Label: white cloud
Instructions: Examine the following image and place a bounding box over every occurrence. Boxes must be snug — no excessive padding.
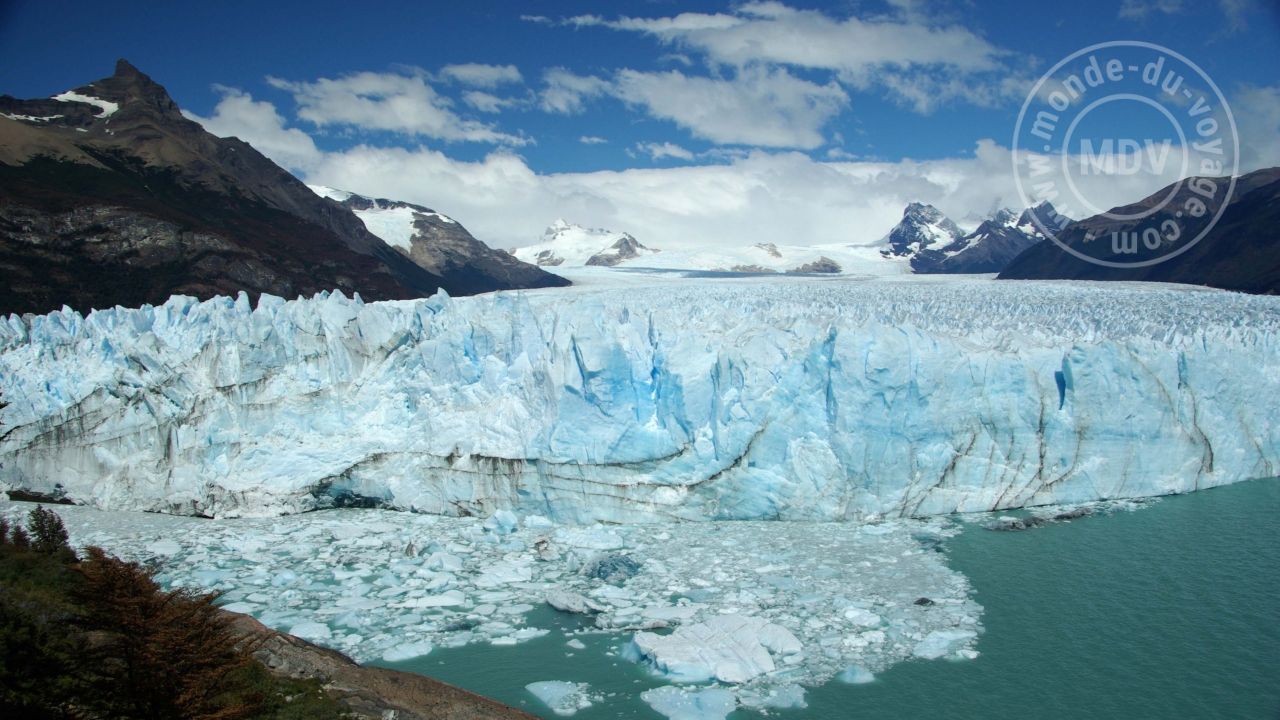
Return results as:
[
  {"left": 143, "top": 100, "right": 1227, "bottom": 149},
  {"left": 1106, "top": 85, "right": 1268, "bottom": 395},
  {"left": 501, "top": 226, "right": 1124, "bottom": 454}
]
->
[
  {"left": 462, "top": 90, "right": 521, "bottom": 114},
  {"left": 1118, "top": 0, "right": 1184, "bottom": 20},
  {"left": 1233, "top": 84, "right": 1280, "bottom": 172},
  {"left": 267, "top": 71, "right": 528, "bottom": 145},
  {"left": 439, "top": 63, "right": 523, "bottom": 88},
  {"left": 613, "top": 66, "right": 849, "bottom": 149},
  {"left": 569, "top": 3, "right": 1006, "bottom": 75},
  {"left": 539, "top": 68, "right": 612, "bottom": 114},
  {"left": 540, "top": 65, "right": 849, "bottom": 149},
  {"left": 578, "top": 135, "right": 608, "bottom": 144},
  {"left": 557, "top": 3, "right": 1026, "bottom": 117},
  {"left": 182, "top": 86, "right": 321, "bottom": 172},
  {"left": 187, "top": 92, "right": 1235, "bottom": 256},
  {"left": 634, "top": 141, "right": 695, "bottom": 161}
]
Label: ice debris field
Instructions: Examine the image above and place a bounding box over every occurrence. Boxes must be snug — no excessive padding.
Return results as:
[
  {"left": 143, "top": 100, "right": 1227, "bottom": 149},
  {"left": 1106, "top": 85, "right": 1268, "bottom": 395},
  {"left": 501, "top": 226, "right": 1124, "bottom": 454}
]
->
[
  {"left": 2, "top": 278, "right": 1279, "bottom": 520},
  {"left": 0, "top": 500, "right": 979, "bottom": 716}
]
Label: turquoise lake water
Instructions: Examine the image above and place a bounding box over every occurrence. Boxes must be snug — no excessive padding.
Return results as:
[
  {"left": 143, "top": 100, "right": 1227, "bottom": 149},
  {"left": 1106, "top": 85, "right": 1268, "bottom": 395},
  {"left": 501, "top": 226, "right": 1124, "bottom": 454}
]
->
[{"left": 384, "top": 478, "right": 1280, "bottom": 719}]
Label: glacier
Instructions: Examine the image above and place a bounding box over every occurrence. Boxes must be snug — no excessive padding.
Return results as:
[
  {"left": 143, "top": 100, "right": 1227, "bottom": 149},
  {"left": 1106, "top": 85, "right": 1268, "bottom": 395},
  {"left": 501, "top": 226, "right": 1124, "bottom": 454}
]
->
[{"left": 1, "top": 277, "right": 1278, "bottom": 520}]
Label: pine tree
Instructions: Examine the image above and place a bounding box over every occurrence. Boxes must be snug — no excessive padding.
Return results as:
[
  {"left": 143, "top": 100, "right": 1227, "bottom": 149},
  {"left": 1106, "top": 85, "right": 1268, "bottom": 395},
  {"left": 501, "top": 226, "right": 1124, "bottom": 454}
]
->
[
  {"left": 74, "top": 547, "right": 263, "bottom": 720},
  {"left": 0, "top": 517, "right": 9, "bottom": 545},
  {"left": 10, "top": 525, "right": 30, "bottom": 549},
  {"left": 28, "top": 505, "right": 74, "bottom": 560}
]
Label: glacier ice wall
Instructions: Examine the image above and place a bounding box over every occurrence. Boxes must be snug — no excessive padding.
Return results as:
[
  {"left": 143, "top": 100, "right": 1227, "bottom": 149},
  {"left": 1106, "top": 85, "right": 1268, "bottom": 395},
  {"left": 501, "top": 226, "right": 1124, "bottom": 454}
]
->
[{"left": 1, "top": 279, "right": 1277, "bottom": 520}]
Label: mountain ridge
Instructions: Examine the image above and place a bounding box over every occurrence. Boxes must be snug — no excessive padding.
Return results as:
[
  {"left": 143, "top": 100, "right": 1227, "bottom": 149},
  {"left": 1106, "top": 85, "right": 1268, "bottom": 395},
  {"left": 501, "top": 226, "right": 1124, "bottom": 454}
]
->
[
  {"left": 0, "top": 60, "right": 562, "bottom": 316},
  {"left": 999, "top": 167, "right": 1280, "bottom": 293}
]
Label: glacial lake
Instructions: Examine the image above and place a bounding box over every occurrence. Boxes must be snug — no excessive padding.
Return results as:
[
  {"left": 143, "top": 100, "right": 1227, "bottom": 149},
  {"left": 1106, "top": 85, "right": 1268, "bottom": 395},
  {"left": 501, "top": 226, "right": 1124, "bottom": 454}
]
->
[{"left": 383, "top": 478, "right": 1280, "bottom": 719}]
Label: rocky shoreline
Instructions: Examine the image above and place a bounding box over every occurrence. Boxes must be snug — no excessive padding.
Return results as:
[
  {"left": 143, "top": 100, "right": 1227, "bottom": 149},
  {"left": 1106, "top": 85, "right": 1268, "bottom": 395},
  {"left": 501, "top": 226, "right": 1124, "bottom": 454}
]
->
[{"left": 225, "top": 611, "right": 537, "bottom": 720}]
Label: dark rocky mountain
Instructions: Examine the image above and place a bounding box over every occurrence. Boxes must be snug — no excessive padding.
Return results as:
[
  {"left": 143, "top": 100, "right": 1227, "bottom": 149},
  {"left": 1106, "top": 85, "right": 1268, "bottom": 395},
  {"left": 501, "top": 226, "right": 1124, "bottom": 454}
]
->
[
  {"left": 585, "top": 234, "right": 652, "bottom": 267},
  {"left": 999, "top": 168, "right": 1280, "bottom": 294},
  {"left": 311, "top": 187, "right": 568, "bottom": 290},
  {"left": 0, "top": 60, "right": 563, "bottom": 316}
]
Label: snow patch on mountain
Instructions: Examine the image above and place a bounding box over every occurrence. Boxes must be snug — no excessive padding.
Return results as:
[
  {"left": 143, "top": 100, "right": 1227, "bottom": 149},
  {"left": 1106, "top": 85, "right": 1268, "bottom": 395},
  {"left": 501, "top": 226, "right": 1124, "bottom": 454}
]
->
[{"left": 52, "top": 90, "right": 118, "bottom": 118}]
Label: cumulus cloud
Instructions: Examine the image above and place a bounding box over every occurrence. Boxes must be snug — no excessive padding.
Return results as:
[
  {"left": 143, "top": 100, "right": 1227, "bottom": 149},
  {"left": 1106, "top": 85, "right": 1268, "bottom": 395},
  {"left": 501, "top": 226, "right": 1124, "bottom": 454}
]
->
[
  {"left": 578, "top": 135, "right": 608, "bottom": 144},
  {"left": 267, "top": 71, "right": 528, "bottom": 145},
  {"left": 182, "top": 86, "right": 321, "bottom": 172},
  {"left": 1118, "top": 0, "right": 1184, "bottom": 20},
  {"left": 1233, "top": 84, "right": 1280, "bottom": 172},
  {"left": 556, "top": 3, "right": 1030, "bottom": 119},
  {"left": 461, "top": 90, "right": 521, "bottom": 114},
  {"left": 568, "top": 3, "right": 1007, "bottom": 75},
  {"left": 539, "top": 68, "right": 612, "bottom": 114},
  {"left": 539, "top": 65, "right": 848, "bottom": 149},
  {"left": 439, "top": 63, "right": 523, "bottom": 87},
  {"left": 634, "top": 141, "right": 695, "bottom": 161},
  {"left": 614, "top": 67, "right": 849, "bottom": 148},
  {"left": 187, "top": 90, "right": 1262, "bottom": 255}
]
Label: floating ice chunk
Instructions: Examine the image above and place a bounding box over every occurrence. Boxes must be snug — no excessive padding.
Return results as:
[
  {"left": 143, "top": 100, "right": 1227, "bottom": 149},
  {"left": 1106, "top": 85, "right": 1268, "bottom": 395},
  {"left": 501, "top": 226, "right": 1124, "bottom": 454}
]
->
[
  {"left": 288, "top": 621, "right": 331, "bottom": 643},
  {"left": 546, "top": 590, "right": 605, "bottom": 615},
  {"left": 630, "top": 614, "right": 802, "bottom": 683},
  {"left": 843, "top": 607, "right": 882, "bottom": 627},
  {"left": 220, "top": 601, "right": 258, "bottom": 614},
  {"left": 475, "top": 560, "right": 532, "bottom": 587},
  {"left": 484, "top": 510, "right": 519, "bottom": 535},
  {"left": 425, "top": 551, "right": 463, "bottom": 572},
  {"left": 523, "top": 514, "right": 555, "bottom": 529},
  {"left": 398, "top": 589, "right": 467, "bottom": 608},
  {"left": 555, "top": 526, "right": 625, "bottom": 550},
  {"left": 566, "top": 638, "right": 586, "bottom": 650},
  {"left": 739, "top": 683, "right": 807, "bottom": 710},
  {"left": 580, "top": 553, "right": 641, "bottom": 584},
  {"left": 146, "top": 538, "right": 181, "bottom": 556},
  {"left": 912, "top": 629, "right": 978, "bottom": 660},
  {"left": 837, "top": 665, "right": 876, "bottom": 684},
  {"left": 642, "top": 604, "right": 703, "bottom": 622},
  {"left": 382, "top": 640, "right": 434, "bottom": 662},
  {"left": 525, "top": 681, "right": 594, "bottom": 716},
  {"left": 640, "top": 686, "right": 737, "bottom": 720}
]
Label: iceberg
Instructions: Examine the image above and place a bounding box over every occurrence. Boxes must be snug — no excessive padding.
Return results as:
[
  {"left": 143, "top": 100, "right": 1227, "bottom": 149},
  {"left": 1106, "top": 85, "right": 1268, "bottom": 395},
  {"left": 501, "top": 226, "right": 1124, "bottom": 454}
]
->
[
  {"left": 640, "top": 686, "right": 738, "bottom": 720},
  {"left": 1, "top": 278, "right": 1277, "bottom": 520},
  {"left": 629, "top": 614, "right": 804, "bottom": 683},
  {"left": 525, "top": 681, "right": 595, "bottom": 716}
]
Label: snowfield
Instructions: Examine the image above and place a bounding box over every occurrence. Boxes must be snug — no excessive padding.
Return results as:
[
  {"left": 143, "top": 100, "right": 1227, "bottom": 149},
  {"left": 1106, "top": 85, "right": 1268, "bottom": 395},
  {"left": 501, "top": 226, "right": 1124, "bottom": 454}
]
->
[{"left": 1, "top": 277, "right": 1278, "bottom": 520}]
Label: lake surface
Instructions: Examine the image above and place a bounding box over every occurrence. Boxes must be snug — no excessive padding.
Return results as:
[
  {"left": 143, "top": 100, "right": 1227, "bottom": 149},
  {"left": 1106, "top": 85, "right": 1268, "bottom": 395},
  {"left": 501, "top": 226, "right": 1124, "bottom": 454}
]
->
[{"left": 386, "top": 478, "right": 1280, "bottom": 719}]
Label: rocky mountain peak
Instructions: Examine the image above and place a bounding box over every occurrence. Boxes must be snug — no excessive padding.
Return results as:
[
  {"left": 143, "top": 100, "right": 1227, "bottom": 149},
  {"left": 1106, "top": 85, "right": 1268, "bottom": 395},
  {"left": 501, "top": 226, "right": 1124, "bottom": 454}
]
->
[{"left": 882, "top": 202, "right": 963, "bottom": 257}]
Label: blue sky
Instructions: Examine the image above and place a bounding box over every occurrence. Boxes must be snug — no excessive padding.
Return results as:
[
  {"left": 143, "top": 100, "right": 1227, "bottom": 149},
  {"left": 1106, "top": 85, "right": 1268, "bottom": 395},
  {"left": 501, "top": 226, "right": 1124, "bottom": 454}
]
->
[{"left": 1, "top": 1, "right": 1277, "bottom": 248}]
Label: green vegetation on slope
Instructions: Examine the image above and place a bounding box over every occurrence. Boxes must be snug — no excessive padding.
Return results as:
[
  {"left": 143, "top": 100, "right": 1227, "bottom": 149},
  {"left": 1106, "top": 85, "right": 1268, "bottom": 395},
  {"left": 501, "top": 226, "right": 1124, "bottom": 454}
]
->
[{"left": 0, "top": 505, "right": 349, "bottom": 719}]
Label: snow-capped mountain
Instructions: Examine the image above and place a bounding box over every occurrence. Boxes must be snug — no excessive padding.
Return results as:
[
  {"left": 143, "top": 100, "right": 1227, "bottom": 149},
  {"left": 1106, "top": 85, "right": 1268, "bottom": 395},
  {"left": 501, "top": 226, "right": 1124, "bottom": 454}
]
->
[
  {"left": 310, "top": 186, "right": 567, "bottom": 292},
  {"left": 880, "top": 203, "right": 965, "bottom": 258},
  {"left": 516, "top": 222, "right": 905, "bottom": 276},
  {"left": 513, "top": 220, "right": 658, "bottom": 268},
  {"left": 2, "top": 279, "right": 1276, "bottom": 519},
  {"left": 883, "top": 201, "right": 1070, "bottom": 274}
]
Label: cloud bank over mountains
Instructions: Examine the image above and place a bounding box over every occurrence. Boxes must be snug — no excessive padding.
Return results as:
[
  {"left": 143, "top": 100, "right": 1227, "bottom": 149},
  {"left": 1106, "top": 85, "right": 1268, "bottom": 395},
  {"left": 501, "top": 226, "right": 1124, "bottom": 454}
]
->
[{"left": 183, "top": 1, "right": 1280, "bottom": 251}]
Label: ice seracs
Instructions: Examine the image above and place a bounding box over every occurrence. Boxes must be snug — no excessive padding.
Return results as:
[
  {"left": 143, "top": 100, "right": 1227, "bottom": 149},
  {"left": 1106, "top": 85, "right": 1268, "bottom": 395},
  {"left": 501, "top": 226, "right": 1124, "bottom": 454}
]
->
[{"left": 1, "top": 278, "right": 1278, "bottom": 520}]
